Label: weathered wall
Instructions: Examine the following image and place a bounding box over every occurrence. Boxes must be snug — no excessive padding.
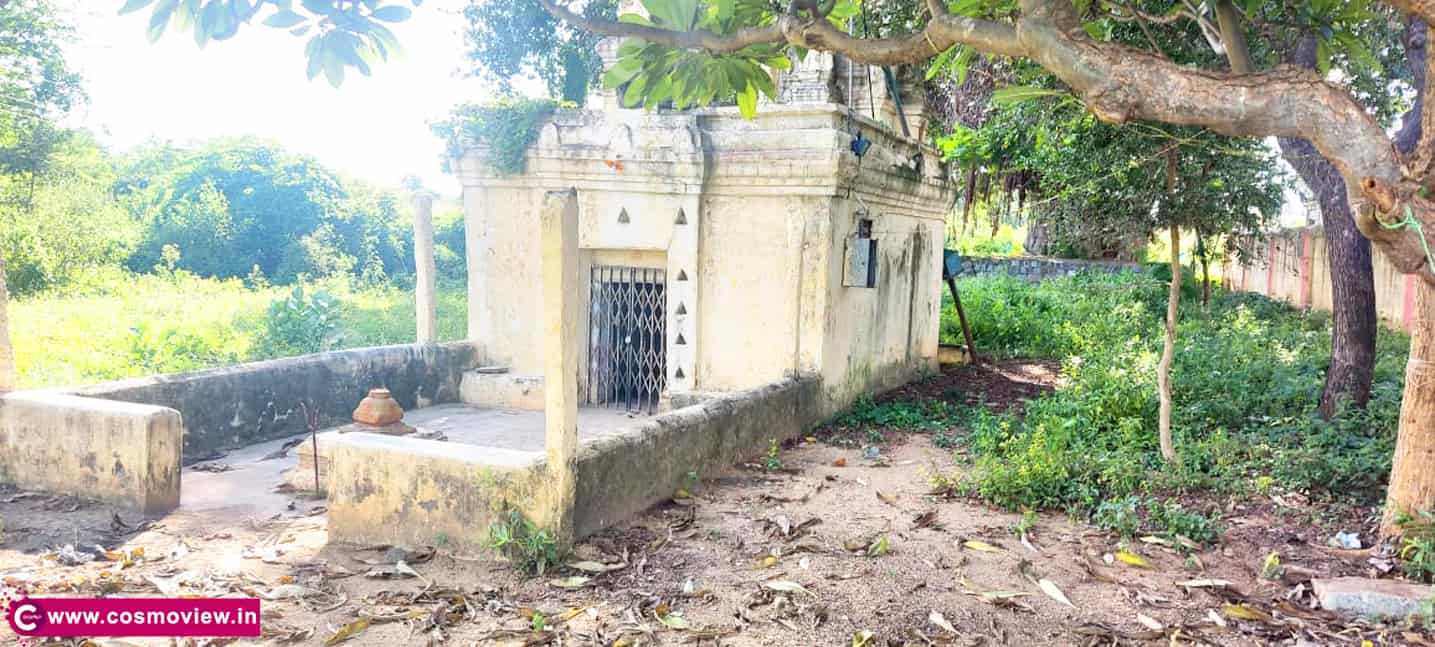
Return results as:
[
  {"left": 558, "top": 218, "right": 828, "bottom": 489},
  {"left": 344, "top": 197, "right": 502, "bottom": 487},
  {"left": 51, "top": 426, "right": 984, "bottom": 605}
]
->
[
  {"left": 694, "top": 193, "right": 813, "bottom": 391},
  {"left": 70, "top": 341, "right": 483, "bottom": 461},
  {"left": 1224, "top": 228, "right": 1413, "bottom": 332},
  {"left": 953, "top": 255, "right": 1147, "bottom": 281},
  {"left": 817, "top": 205, "right": 944, "bottom": 412},
  {"left": 454, "top": 104, "right": 949, "bottom": 414},
  {"left": 326, "top": 375, "right": 822, "bottom": 548},
  {"left": 575, "top": 375, "right": 821, "bottom": 536},
  {"left": 326, "top": 433, "right": 545, "bottom": 549},
  {"left": 0, "top": 392, "right": 181, "bottom": 513}
]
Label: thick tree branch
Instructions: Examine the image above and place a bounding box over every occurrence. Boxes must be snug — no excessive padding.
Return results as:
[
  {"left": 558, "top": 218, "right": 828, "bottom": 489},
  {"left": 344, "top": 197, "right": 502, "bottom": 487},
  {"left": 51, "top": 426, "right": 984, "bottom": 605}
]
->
[
  {"left": 536, "top": 0, "right": 1024, "bottom": 62},
  {"left": 1384, "top": 0, "right": 1435, "bottom": 33}
]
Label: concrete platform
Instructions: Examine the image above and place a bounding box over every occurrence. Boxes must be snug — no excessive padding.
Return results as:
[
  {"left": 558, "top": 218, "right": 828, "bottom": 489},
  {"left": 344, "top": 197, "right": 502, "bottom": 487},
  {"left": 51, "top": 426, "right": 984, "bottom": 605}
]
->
[
  {"left": 287, "top": 404, "right": 650, "bottom": 491},
  {"left": 400, "top": 404, "right": 644, "bottom": 453}
]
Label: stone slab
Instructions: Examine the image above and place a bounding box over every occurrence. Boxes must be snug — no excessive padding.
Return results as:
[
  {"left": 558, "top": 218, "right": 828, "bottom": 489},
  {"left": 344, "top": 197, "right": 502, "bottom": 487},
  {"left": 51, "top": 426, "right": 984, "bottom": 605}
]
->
[
  {"left": 461, "top": 371, "right": 544, "bottom": 411},
  {"left": 0, "top": 392, "right": 181, "bottom": 514},
  {"left": 1313, "top": 577, "right": 1435, "bottom": 620}
]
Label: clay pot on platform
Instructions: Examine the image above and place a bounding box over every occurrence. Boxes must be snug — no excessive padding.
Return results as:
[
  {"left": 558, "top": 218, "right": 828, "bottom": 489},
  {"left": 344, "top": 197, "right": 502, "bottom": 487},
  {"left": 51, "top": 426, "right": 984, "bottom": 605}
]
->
[{"left": 353, "top": 388, "right": 404, "bottom": 426}]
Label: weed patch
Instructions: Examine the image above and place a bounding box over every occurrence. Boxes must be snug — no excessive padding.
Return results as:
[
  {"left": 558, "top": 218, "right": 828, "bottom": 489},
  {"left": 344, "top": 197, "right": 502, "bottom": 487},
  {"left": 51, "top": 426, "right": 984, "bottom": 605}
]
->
[{"left": 930, "top": 273, "right": 1406, "bottom": 521}]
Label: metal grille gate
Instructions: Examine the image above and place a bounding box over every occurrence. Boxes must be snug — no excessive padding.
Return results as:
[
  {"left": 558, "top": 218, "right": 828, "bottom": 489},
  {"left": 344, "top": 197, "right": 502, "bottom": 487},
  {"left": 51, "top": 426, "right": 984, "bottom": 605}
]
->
[{"left": 588, "top": 266, "right": 666, "bottom": 413}]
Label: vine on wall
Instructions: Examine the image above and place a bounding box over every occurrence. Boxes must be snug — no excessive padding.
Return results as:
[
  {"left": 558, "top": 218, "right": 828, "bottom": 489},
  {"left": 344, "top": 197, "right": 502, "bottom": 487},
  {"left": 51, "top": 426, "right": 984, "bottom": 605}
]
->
[{"left": 433, "top": 99, "right": 571, "bottom": 176}]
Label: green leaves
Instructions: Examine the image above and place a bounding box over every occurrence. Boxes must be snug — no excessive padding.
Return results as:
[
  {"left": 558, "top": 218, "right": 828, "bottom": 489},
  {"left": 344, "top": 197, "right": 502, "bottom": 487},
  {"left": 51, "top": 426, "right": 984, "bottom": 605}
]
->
[
  {"left": 119, "top": 0, "right": 156, "bottom": 15},
  {"left": 131, "top": 0, "right": 418, "bottom": 85},
  {"left": 602, "top": 31, "right": 783, "bottom": 118},
  {"left": 990, "top": 86, "right": 1067, "bottom": 106},
  {"left": 370, "top": 5, "right": 411, "bottom": 22},
  {"left": 263, "top": 9, "right": 306, "bottom": 28}
]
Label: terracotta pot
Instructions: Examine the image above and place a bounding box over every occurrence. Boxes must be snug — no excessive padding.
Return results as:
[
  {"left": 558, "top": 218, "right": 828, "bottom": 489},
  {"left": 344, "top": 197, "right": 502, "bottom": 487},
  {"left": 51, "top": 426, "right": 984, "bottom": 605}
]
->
[{"left": 353, "top": 388, "right": 404, "bottom": 426}]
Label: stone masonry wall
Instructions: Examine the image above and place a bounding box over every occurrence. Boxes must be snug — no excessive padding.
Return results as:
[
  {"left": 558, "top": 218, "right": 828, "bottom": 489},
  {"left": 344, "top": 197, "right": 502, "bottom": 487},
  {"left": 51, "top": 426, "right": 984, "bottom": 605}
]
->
[
  {"left": 69, "top": 341, "right": 484, "bottom": 462},
  {"left": 955, "top": 255, "right": 1146, "bottom": 281}
]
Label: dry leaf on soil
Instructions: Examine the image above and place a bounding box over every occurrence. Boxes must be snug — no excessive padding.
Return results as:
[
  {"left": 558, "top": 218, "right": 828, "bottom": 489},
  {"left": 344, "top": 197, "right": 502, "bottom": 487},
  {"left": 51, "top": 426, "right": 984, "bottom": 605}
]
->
[
  {"left": 764, "top": 580, "right": 816, "bottom": 597},
  {"left": 1136, "top": 613, "right": 1164, "bottom": 631},
  {"left": 928, "top": 611, "right": 957, "bottom": 634},
  {"left": 1114, "top": 551, "right": 1153, "bottom": 568},
  {"left": 323, "top": 618, "right": 370, "bottom": 647},
  {"left": 962, "top": 540, "right": 1004, "bottom": 553},
  {"left": 1038, "top": 578, "right": 1076, "bottom": 609}
]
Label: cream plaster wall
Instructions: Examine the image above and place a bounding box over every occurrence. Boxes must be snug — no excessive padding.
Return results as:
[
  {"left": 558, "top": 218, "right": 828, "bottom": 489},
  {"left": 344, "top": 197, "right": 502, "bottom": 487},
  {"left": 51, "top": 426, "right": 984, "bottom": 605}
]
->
[
  {"left": 816, "top": 205, "right": 943, "bottom": 411},
  {"left": 455, "top": 104, "right": 950, "bottom": 413}
]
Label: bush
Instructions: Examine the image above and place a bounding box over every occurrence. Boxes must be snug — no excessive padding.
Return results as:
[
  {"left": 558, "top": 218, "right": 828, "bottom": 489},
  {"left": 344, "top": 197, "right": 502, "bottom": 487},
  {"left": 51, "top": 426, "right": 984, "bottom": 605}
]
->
[
  {"left": 941, "top": 273, "right": 1407, "bottom": 518},
  {"left": 126, "top": 322, "right": 236, "bottom": 375},
  {"left": 253, "top": 286, "right": 342, "bottom": 358}
]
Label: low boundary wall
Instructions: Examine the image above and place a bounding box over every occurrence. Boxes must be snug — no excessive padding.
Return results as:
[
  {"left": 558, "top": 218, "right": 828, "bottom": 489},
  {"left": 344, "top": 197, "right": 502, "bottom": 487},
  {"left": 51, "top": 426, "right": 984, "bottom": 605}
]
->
[
  {"left": 954, "top": 255, "right": 1146, "bottom": 281},
  {"left": 326, "top": 374, "right": 822, "bottom": 548},
  {"left": 1224, "top": 228, "right": 1413, "bottom": 333},
  {"left": 0, "top": 392, "right": 181, "bottom": 513},
  {"left": 69, "top": 341, "right": 484, "bottom": 461}
]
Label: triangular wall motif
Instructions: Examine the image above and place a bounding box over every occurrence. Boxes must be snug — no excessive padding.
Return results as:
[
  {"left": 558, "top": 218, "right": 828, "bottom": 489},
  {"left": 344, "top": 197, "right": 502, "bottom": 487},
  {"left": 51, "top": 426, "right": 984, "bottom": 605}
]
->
[
  {"left": 675, "top": 209, "right": 688, "bottom": 225},
  {"left": 617, "top": 208, "right": 630, "bottom": 224},
  {"left": 675, "top": 333, "right": 687, "bottom": 345},
  {"left": 676, "top": 270, "right": 688, "bottom": 281},
  {"left": 674, "top": 367, "right": 686, "bottom": 379},
  {"left": 675, "top": 303, "right": 687, "bottom": 315}
]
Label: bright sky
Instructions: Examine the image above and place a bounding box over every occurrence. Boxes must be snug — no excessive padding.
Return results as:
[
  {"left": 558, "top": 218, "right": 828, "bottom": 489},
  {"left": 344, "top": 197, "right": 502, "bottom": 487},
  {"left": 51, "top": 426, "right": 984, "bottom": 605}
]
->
[{"left": 54, "top": 0, "right": 499, "bottom": 196}]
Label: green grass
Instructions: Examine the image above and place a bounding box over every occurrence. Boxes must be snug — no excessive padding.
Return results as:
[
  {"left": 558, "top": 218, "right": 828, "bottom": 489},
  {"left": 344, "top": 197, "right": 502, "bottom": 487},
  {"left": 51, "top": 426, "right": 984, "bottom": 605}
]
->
[
  {"left": 931, "top": 271, "right": 1408, "bottom": 527},
  {"left": 9, "top": 268, "right": 466, "bottom": 389}
]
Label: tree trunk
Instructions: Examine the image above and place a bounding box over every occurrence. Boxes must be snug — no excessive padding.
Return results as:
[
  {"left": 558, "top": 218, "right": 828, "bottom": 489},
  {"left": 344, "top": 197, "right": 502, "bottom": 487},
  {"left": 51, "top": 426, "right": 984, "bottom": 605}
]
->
[
  {"left": 1198, "top": 234, "right": 1210, "bottom": 307},
  {"left": 1158, "top": 225, "right": 1180, "bottom": 463},
  {"left": 1381, "top": 20, "right": 1435, "bottom": 536},
  {"left": 0, "top": 255, "right": 14, "bottom": 392},
  {"left": 1277, "top": 35, "right": 1378, "bottom": 418},
  {"left": 1382, "top": 282, "right": 1435, "bottom": 536}
]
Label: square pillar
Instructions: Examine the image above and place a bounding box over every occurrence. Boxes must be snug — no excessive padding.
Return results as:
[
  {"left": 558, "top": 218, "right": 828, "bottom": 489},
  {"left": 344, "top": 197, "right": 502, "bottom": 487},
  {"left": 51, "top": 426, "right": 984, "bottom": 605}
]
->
[
  {"left": 412, "top": 191, "right": 437, "bottom": 344},
  {"left": 540, "top": 188, "right": 581, "bottom": 547}
]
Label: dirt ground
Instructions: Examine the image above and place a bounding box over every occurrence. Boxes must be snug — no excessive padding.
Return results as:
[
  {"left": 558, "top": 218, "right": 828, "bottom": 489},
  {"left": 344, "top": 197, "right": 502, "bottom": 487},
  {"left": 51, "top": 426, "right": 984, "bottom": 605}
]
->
[{"left": 0, "top": 361, "right": 1430, "bottom": 646}]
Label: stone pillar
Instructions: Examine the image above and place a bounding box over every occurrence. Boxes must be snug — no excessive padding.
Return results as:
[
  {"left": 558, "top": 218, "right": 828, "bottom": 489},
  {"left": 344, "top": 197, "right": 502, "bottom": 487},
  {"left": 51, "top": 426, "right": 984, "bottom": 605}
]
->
[
  {"left": 0, "top": 255, "right": 13, "bottom": 392},
  {"left": 412, "top": 191, "right": 437, "bottom": 344},
  {"left": 666, "top": 198, "right": 700, "bottom": 394},
  {"left": 540, "top": 189, "right": 580, "bottom": 547},
  {"left": 463, "top": 185, "right": 490, "bottom": 344}
]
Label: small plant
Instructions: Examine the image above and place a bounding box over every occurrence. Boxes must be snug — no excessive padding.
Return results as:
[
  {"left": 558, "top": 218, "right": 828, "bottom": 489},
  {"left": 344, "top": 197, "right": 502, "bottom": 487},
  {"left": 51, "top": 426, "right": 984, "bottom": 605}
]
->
[
  {"left": 1147, "top": 500, "right": 1221, "bottom": 547},
  {"left": 487, "top": 509, "right": 560, "bottom": 575},
  {"left": 126, "top": 322, "right": 232, "bottom": 375},
  {"left": 1010, "top": 509, "right": 1038, "bottom": 537},
  {"left": 530, "top": 611, "right": 547, "bottom": 633},
  {"left": 1397, "top": 510, "right": 1435, "bottom": 583},
  {"left": 254, "top": 285, "right": 342, "bottom": 358},
  {"left": 763, "top": 439, "right": 783, "bottom": 471},
  {"left": 1093, "top": 496, "right": 1141, "bottom": 539},
  {"left": 1260, "top": 551, "right": 1284, "bottom": 580}
]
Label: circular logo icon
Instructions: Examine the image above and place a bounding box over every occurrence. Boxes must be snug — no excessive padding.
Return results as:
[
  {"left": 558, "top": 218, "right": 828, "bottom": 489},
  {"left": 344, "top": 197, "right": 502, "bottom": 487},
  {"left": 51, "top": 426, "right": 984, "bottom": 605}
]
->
[{"left": 8, "top": 600, "right": 42, "bottom": 634}]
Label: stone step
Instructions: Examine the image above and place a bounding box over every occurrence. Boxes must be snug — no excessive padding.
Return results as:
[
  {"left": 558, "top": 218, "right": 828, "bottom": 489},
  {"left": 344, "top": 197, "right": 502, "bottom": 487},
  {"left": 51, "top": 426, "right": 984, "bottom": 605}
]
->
[{"left": 460, "top": 368, "right": 544, "bottom": 411}]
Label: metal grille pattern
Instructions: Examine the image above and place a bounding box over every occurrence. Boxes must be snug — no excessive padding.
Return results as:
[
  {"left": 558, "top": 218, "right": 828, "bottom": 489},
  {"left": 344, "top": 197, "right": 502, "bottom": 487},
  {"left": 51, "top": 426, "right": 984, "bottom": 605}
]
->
[{"left": 589, "top": 266, "right": 666, "bottom": 413}]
